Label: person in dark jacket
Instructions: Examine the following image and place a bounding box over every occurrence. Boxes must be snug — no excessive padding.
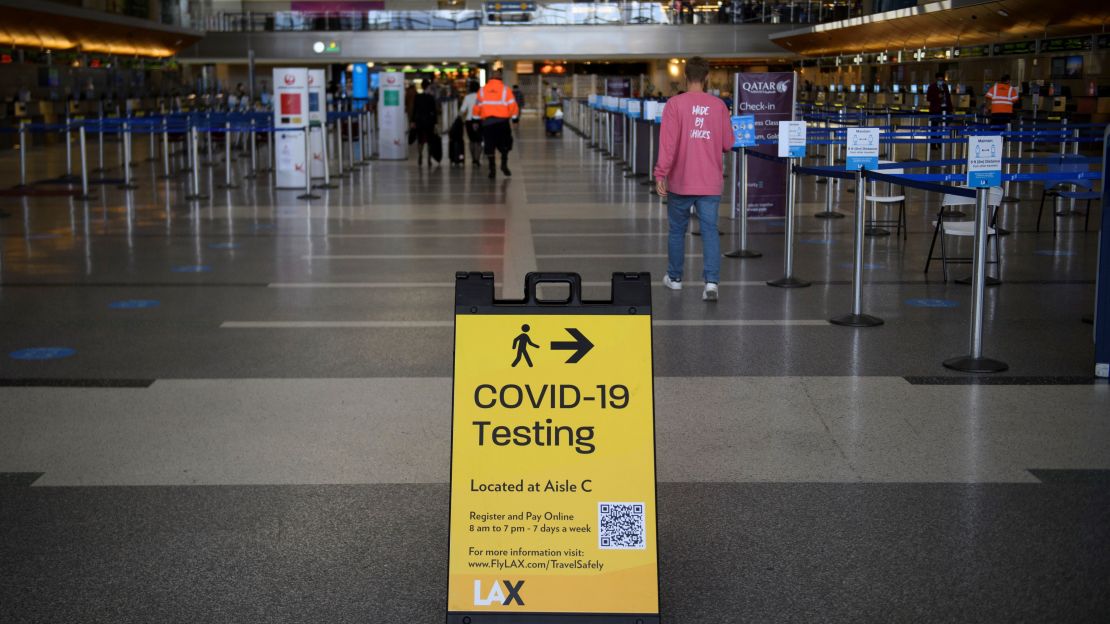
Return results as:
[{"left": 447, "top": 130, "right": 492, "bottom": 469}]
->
[
  {"left": 411, "top": 79, "right": 439, "bottom": 166},
  {"left": 926, "top": 72, "right": 953, "bottom": 149}
]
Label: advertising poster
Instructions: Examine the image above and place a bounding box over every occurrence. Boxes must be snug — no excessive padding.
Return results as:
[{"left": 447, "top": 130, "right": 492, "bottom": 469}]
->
[
  {"left": 734, "top": 72, "right": 795, "bottom": 218},
  {"left": 377, "top": 72, "right": 407, "bottom": 160},
  {"left": 272, "top": 67, "right": 308, "bottom": 189},
  {"left": 447, "top": 273, "right": 660, "bottom": 623}
]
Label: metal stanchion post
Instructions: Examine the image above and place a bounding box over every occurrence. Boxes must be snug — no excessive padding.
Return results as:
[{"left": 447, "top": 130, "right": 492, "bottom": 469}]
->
[
  {"left": 831, "top": 168, "right": 882, "bottom": 326},
  {"left": 77, "top": 126, "right": 95, "bottom": 201},
  {"left": 334, "top": 118, "right": 346, "bottom": 177},
  {"left": 346, "top": 114, "right": 355, "bottom": 172},
  {"left": 205, "top": 113, "right": 215, "bottom": 166},
  {"left": 159, "top": 117, "right": 171, "bottom": 180},
  {"left": 185, "top": 127, "right": 208, "bottom": 201},
  {"left": 767, "top": 163, "right": 810, "bottom": 288},
  {"left": 218, "top": 121, "right": 238, "bottom": 189},
  {"left": 297, "top": 129, "right": 321, "bottom": 200},
  {"left": 944, "top": 188, "right": 1008, "bottom": 372},
  {"left": 16, "top": 121, "right": 28, "bottom": 188},
  {"left": 624, "top": 117, "right": 639, "bottom": 178},
  {"left": 95, "top": 115, "right": 106, "bottom": 173},
  {"left": 725, "top": 148, "right": 761, "bottom": 258},
  {"left": 1000, "top": 121, "right": 1018, "bottom": 206},
  {"left": 148, "top": 120, "right": 157, "bottom": 162},
  {"left": 64, "top": 116, "right": 74, "bottom": 178},
  {"left": 314, "top": 123, "right": 337, "bottom": 189},
  {"left": 244, "top": 118, "right": 258, "bottom": 179},
  {"left": 117, "top": 122, "right": 138, "bottom": 190}
]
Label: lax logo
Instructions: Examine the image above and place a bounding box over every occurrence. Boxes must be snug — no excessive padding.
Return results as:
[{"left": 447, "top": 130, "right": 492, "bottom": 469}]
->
[{"left": 474, "top": 580, "right": 525, "bottom": 606}]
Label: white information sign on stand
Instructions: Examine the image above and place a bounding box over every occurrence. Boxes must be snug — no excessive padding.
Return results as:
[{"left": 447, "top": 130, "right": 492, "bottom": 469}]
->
[
  {"left": 377, "top": 72, "right": 408, "bottom": 160},
  {"left": 272, "top": 67, "right": 308, "bottom": 189},
  {"left": 845, "top": 127, "right": 880, "bottom": 170},
  {"left": 777, "top": 120, "right": 807, "bottom": 158},
  {"left": 307, "top": 69, "right": 326, "bottom": 178},
  {"left": 967, "top": 135, "right": 1003, "bottom": 188}
]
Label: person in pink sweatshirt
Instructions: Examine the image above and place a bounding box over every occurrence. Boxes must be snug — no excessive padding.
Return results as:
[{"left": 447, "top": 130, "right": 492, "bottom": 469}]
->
[{"left": 653, "top": 56, "right": 734, "bottom": 301}]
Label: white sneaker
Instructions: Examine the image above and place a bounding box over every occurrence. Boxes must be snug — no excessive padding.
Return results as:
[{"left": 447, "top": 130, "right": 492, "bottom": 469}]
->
[
  {"left": 662, "top": 275, "right": 682, "bottom": 290},
  {"left": 702, "top": 283, "right": 719, "bottom": 301}
]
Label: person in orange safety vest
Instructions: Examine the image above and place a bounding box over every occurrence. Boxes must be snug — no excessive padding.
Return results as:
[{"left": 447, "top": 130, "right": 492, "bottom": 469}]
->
[
  {"left": 985, "top": 75, "right": 1019, "bottom": 126},
  {"left": 472, "top": 70, "right": 520, "bottom": 179}
]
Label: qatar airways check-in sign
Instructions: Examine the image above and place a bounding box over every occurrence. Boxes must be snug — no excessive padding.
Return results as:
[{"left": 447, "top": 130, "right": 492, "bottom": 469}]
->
[{"left": 734, "top": 72, "right": 796, "bottom": 219}]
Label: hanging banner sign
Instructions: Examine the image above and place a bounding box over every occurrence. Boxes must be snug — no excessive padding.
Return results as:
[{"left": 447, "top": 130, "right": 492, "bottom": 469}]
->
[
  {"left": 731, "top": 114, "right": 755, "bottom": 148},
  {"left": 777, "top": 120, "right": 806, "bottom": 158},
  {"left": 967, "top": 135, "right": 1003, "bottom": 188},
  {"left": 447, "top": 272, "right": 660, "bottom": 624},
  {"left": 272, "top": 67, "right": 309, "bottom": 189},
  {"left": 377, "top": 71, "right": 407, "bottom": 160},
  {"left": 735, "top": 71, "right": 796, "bottom": 218},
  {"left": 845, "top": 127, "right": 880, "bottom": 170}
]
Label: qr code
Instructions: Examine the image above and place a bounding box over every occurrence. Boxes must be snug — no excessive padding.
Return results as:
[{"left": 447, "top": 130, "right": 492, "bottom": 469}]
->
[{"left": 598, "top": 502, "right": 646, "bottom": 550}]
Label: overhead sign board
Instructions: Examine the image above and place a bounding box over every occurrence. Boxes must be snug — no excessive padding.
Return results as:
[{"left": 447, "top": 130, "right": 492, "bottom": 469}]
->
[
  {"left": 992, "top": 41, "right": 1036, "bottom": 56},
  {"left": 845, "top": 127, "right": 880, "bottom": 170},
  {"left": 967, "top": 135, "right": 1003, "bottom": 188},
  {"left": 777, "top": 120, "right": 807, "bottom": 158},
  {"left": 447, "top": 272, "right": 660, "bottom": 624}
]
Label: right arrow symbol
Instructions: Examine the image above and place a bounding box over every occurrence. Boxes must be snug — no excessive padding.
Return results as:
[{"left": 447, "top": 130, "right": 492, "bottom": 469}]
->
[{"left": 550, "top": 328, "right": 594, "bottom": 364}]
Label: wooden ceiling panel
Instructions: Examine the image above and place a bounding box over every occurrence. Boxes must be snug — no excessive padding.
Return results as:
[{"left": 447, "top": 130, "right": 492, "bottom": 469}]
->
[{"left": 771, "top": 0, "right": 1110, "bottom": 56}]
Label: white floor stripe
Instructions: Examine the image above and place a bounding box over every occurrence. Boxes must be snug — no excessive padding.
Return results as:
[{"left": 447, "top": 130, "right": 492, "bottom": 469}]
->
[
  {"left": 222, "top": 319, "right": 827, "bottom": 329},
  {"left": 268, "top": 281, "right": 769, "bottom": 289},
  {"left": 303, "top": 254, "right": 503, "bottom": 260}
]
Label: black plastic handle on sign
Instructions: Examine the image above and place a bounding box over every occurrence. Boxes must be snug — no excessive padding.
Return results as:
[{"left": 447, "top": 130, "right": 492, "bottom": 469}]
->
[{"left": 523, "top": 272, "right": 583, "bottom": 306}]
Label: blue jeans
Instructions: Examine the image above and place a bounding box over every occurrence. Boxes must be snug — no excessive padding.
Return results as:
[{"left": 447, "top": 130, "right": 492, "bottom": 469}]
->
[{"left": 667, "top": 194, "right": 721, "bottom": 284}]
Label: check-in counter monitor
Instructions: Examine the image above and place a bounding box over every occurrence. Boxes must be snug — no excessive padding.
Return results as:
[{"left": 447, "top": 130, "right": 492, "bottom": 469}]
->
[
  {"left": 892, "top": 93, "right": 904, "bottom": 108},
  {"left": 956, "top": 94, "right": 971, "bottom": 111},
  {"left": 1052, "top": 97, "right": 1067, "bottom": 113},
  {"left": 13, "top": 101, "right": 27, "bottom": 117}
]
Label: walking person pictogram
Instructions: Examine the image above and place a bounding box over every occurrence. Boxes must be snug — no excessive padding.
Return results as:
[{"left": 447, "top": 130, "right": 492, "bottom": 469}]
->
[{"left": 511, "top": 324, "right": 540, "bottom": 367}]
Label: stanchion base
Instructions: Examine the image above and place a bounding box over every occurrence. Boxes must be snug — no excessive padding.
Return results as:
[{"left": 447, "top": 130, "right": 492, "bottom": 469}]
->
[
  {"left": 943, "top": 355, "right": 1009, "bottom": 373},
  {"left": 624, "top": 173, "right": 646, "bottom": 179},
  {"left": 313, "top": 183, "right": 338, "bottom": 189},
  {"left": 815, "top": 211, "right": 846, "bottom": 219},
  {"left": 954, "top": 275, "right": 1002, "bottom": 287},
  {"left": 865, "top": 227, "right": 890, "bottom": 237},
  {"left": 724, "top": 249, "right": 762, "bottom": 259},
  {"left": 1082, "top": 314, "right": 1094, "bottom": 325},
  {"left": 296, "top": 193, "right": 321, "bottom": 200},
  {"left": 829, "top": 313, "right": 884, "bottom": 327},
  {"left": 767, "top": 276, "right": 812, "bottom": 288}
]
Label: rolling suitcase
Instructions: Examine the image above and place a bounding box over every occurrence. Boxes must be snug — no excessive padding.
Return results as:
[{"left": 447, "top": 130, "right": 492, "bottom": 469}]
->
[
  {"left": 449, "top": 118, "right": 466, "bottom": 166},
  {"left": 428, "top": 133, "right": 443, "bottom": 164}
]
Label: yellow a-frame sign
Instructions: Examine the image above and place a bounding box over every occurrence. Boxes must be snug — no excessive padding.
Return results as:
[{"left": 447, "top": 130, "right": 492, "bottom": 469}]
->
[{"left": 447, "top": 272, "right": 660, "bottom": 623}]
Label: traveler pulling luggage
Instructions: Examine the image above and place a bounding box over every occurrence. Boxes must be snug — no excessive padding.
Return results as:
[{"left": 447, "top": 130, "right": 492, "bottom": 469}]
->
[{"left": 428, "top": 132, "right": 443, "bottom": 164}]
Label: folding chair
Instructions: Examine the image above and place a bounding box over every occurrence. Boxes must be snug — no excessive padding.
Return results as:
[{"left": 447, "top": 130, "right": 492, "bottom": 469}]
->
[
  {"left": 925, "top": 186, "right": 1003, "bottom": 282},
  {"left": 1036, "top": 157, "right": 1099, "bottom": 235},
  {"left": 864, "top": 162, "right": 907, "bottom": 239}
]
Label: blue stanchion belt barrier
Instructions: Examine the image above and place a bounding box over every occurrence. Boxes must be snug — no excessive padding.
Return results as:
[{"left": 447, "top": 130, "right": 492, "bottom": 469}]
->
[
  {"left": 864, "top": 170, "right": 976, "bottom": 197},
  {"left": 792, "top": 165, "right": 858, "bottom": 181}
]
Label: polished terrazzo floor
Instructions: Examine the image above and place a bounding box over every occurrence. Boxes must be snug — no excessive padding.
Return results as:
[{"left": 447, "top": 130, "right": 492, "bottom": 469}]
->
[{"left": 1, "top": 117, "right": 1107, "bottom": 623}]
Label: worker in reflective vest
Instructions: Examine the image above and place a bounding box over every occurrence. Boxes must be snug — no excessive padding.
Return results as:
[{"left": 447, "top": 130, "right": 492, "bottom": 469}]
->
[
  {"left": 473, "top": 70, "right": 520, "bottom": 179},
  {"left": 985, "top": 75, "right": 1019, "bottom": 126}
]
